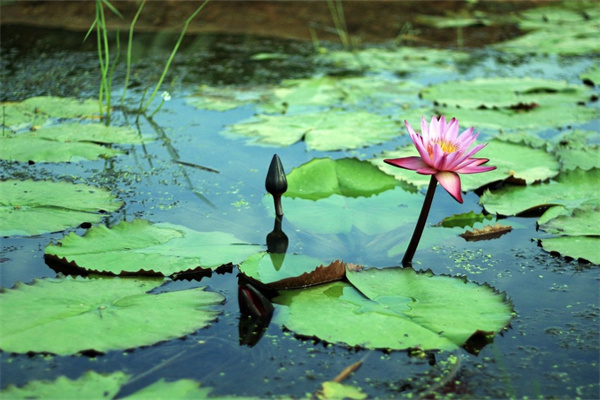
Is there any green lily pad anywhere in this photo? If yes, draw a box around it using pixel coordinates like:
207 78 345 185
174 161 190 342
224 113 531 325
422 78 593 109
316 47 469 74
0 276 224 355
0 371 130 400
538 236 600 265
318 381 367 400
240 253 345 289
187 85 271 112
435 104 599 133
495 23 599 55
580 65 600 86
437 211 494 229
224 111 401 151
123 378 213 399
0 123 153 163
493 4 600 55
480 168 600 217
45 219 263 276
0 179 123 237
0 136 124 163
539 204 600 236
1 96 99 130
285 157 399 200
274 267 512 351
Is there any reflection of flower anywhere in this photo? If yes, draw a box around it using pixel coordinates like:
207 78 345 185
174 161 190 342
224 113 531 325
385 115 495 203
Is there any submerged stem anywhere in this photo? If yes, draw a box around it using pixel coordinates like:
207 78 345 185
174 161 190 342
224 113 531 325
402 175 437 267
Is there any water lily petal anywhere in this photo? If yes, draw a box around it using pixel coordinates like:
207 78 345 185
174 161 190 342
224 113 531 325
435 171 463 203
384 156 429 171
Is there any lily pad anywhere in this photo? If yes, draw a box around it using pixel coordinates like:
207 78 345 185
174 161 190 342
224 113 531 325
0 276 224 355
494 4 600 55
285 157 399 200
539 204 600 237
316 47 469 74
224 111 401 151
240 253 345 289
1 96 99 130
123 378 213 399
45 219 264 276
0 123 153 163
538 236 600 265
435 104 598 133
0 371 130 399
274 267 512 351
318 381 367 400
480 168 600 217
0 179 123 237
494 23 599 55
422 78 593 109
187 85 271 112
0 136 124 163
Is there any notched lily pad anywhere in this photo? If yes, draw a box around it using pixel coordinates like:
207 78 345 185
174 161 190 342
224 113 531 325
0 371 130 400
274 267 513 352
224 110 400 151
44 219 263 276
0 276 224 355
0 179 123 237
240 253 345 290
1 96 99 130
285 157 398 200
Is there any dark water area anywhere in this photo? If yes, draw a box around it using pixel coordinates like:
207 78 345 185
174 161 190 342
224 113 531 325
1 4 599 398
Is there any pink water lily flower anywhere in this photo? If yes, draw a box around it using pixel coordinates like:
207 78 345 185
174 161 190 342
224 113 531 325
384 115 496 203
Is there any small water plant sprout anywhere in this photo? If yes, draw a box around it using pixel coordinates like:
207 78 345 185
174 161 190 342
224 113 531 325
385 115 496 266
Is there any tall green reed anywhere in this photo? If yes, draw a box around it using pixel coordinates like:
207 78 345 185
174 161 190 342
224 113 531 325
86 0 209 124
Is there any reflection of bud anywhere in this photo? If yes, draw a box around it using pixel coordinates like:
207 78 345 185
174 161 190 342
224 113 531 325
266 216 288 271
265 154 287 217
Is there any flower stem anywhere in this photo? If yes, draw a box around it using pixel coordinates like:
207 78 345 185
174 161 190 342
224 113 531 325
402 175 438 267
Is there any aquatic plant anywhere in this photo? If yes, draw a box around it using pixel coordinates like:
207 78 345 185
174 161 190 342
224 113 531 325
385 115 496 266
86 0 209 123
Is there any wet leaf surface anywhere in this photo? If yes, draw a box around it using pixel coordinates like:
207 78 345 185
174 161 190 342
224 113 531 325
0 276 224 355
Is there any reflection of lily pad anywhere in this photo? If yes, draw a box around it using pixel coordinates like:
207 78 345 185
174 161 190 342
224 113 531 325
45 219 263 276
286 157 398 200
274 267 512 351
0 180 123 237
0 123 152 163
0 276 224 355
281 188 422 236
0 371 130 400
224 111 400 151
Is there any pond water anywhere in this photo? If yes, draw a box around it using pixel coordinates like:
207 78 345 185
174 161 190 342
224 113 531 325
1 4 599 399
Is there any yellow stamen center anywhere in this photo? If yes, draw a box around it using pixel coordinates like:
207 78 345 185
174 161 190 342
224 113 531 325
426 139 459 158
